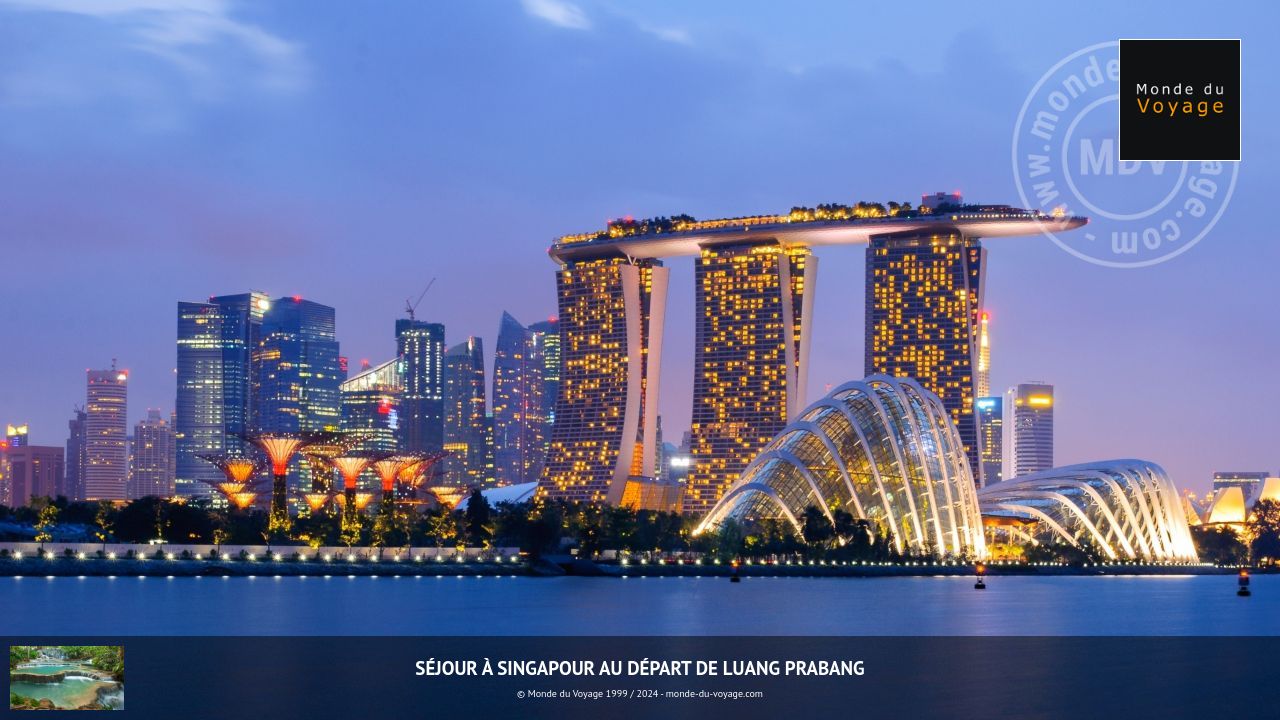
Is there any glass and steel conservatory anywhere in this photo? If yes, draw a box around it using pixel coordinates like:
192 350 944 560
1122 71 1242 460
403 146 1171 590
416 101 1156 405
695 375 986 559
977 460 1198 562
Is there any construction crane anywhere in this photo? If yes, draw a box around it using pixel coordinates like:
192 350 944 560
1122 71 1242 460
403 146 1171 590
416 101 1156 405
404 278 436 321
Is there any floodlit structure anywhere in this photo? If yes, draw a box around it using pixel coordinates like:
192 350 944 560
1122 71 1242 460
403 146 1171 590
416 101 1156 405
1205 486 1248 525
196 454 266 510
544 202 1087 507
332 456 372 508
695 375 987 559
977 460 1198 562
251 435 304 530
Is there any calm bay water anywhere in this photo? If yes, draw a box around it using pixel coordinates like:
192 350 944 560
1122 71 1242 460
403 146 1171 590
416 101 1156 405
4 575 1278 636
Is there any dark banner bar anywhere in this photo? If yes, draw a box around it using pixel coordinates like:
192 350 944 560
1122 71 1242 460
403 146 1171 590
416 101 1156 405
5 637 1277 719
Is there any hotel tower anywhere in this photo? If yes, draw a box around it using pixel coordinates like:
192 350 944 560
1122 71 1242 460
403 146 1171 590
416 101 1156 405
539 257 669 504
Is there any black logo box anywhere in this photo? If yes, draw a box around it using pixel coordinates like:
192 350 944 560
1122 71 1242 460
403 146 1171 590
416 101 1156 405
1119 39 1240 161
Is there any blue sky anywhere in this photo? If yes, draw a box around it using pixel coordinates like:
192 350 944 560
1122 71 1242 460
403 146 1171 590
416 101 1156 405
0 0 1276 493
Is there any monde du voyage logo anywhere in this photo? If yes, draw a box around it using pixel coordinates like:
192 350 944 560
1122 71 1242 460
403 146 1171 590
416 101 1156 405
1013 39 1240 268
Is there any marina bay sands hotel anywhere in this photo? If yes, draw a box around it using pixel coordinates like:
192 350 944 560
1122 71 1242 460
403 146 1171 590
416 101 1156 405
536 194 1087 513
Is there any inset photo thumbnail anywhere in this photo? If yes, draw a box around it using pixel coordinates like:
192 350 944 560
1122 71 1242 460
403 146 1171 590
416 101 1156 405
9 646 124 711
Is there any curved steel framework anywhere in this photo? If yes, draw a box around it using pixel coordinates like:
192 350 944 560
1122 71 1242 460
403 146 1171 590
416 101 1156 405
977 460 1198 562
695 375 986 558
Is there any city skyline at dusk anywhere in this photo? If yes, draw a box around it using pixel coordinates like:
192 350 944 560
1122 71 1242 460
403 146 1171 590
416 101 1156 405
1 1 1276 494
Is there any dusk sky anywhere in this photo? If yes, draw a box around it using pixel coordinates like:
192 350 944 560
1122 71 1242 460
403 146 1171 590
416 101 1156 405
0 0 1275 494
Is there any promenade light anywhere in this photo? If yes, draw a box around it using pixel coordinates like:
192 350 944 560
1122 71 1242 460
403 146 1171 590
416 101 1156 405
324 554 332 562
77 552 86 560
247 553 256 561
13 552 21 560
222 553 231 560
107 552 114 560
44 552 53 560
274 553 283 562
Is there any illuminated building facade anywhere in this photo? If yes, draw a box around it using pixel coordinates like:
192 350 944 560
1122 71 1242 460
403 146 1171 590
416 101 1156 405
395 318 445 454
1212 471 1269 505
175 292 268 499
546 200 1086 508
528 319 561 428
255 297 342 493
64 409 86 500
697 375 987 559
493 312 548 486
978 460 1198 562
975 397 1003 487
128 409 175 499
976 312 991 397
540 258 669 504
1005 382 1054 479
866 233 985 480
684 242 815 514
443 337 488 487
340 357 403 455
85 364 128 501
5 444 63 507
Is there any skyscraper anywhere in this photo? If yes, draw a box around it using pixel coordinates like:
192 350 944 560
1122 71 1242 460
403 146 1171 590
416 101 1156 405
395 319 446 454
866 233 985 479
175 292 268 498
527 318 561 429
976 311 991 398
443 337 488 487
975 396 1003 487
85 364 128 501
340 357 402 455
684 242 815 514
540 258 668 503
255 297 342 492
128 409 175 499
1004 383 1054 479
5 444 63 506
64 408 86 500
493 312 547 486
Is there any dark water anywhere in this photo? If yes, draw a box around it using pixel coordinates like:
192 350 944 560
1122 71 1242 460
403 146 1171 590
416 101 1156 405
4 574 1277 636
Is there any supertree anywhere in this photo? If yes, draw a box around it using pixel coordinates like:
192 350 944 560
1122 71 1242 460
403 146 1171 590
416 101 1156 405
299 433 367 513
195 454 268 510
392 451 451 505
331 455 376 540
240 431 351 535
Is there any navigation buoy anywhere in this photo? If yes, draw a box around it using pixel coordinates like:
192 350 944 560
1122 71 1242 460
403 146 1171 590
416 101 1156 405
974 562 987 590
1238 569 1251 597
730 559 742 583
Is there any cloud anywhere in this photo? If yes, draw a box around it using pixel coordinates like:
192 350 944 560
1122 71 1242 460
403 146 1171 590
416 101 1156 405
638 23 692 45
520 0 590 30
0 0 307 102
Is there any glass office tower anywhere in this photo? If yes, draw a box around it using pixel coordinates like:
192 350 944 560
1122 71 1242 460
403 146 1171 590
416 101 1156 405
255 297 342 493
175 292 268 499
492 312 546 486
395 319 445 454
443 337 488 487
